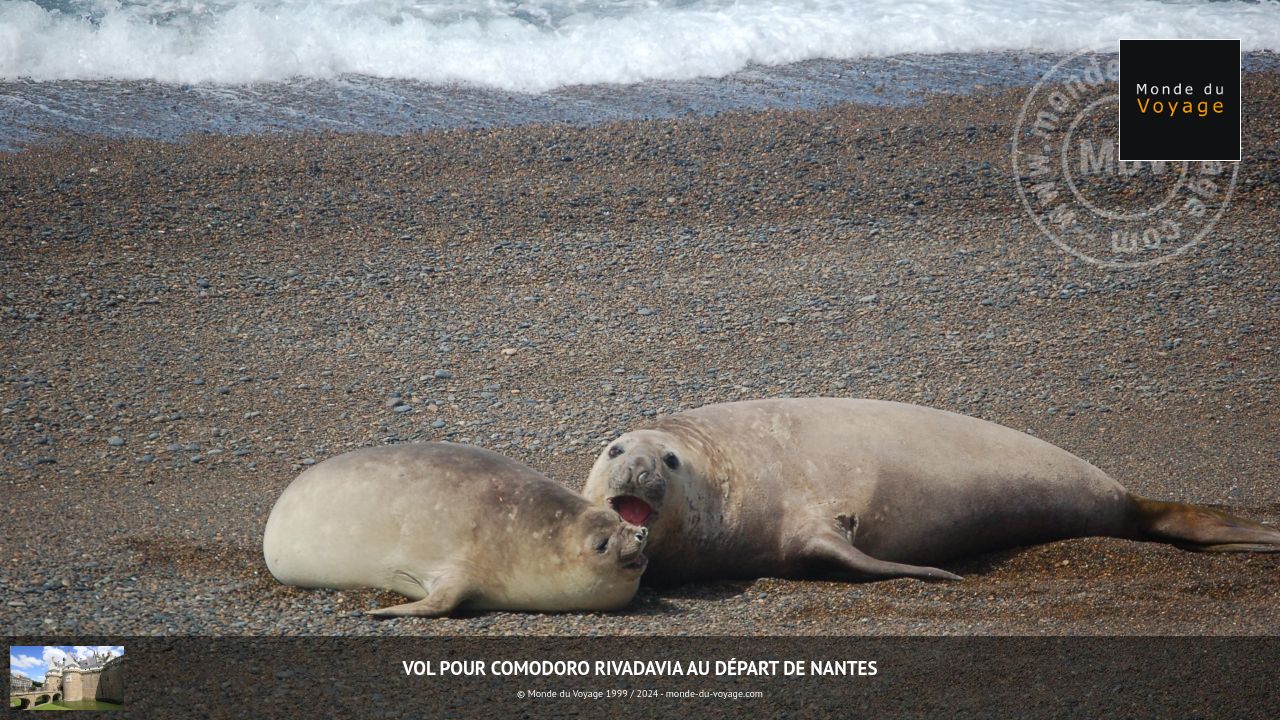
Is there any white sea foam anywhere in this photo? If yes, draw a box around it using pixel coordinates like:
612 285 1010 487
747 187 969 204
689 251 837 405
1 0 1277 89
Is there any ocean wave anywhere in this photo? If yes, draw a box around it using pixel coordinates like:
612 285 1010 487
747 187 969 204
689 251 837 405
1 0 1278 89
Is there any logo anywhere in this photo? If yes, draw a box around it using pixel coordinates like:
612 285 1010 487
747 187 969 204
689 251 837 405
1119 39 1241 162
1012 53 1238 268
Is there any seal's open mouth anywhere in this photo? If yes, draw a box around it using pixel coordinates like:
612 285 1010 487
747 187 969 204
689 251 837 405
610 495 654 526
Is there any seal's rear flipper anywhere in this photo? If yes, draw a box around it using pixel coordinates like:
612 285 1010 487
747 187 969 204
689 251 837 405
803 531 962 582
1128 495 1280 553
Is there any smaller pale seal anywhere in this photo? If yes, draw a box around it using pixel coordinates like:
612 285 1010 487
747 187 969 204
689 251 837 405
263 442 649 617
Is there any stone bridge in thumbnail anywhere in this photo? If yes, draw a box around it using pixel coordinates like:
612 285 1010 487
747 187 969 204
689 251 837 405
10 689 62 710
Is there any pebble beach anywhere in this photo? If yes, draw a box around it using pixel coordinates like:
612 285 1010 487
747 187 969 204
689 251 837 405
3 69 1279 637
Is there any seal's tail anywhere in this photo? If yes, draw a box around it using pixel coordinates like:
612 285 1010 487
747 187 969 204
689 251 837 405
1127 495 1280 552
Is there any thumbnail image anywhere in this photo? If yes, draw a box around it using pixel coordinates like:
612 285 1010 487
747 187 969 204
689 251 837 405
8 647 124 711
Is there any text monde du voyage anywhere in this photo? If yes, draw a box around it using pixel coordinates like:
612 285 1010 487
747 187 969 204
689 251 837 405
1134 82 1228 118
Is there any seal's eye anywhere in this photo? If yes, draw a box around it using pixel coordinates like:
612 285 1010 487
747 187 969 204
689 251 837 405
662 452 680 470
595 538 610 554
607 445 623 459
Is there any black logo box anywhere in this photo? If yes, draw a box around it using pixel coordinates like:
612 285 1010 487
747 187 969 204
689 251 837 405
1119 39 1241 162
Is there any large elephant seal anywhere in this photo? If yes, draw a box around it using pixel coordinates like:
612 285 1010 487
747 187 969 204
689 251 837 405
264 442 649 617
584 398 1280 586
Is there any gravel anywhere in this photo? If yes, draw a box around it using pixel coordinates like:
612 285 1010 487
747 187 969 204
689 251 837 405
1 75 1278 637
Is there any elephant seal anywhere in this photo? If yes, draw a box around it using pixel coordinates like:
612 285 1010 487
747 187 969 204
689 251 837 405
264 442 649 617
584 398 1280 586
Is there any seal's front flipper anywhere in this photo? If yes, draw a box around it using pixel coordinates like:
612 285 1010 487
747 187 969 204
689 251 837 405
1128 496 1280 553
367 575 467 619
803 531 962 582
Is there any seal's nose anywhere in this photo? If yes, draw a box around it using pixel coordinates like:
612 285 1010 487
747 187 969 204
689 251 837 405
620 455 656 486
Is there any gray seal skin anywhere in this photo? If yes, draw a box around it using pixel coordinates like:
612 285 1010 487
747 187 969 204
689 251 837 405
264 442 649 617
584 398 1280 586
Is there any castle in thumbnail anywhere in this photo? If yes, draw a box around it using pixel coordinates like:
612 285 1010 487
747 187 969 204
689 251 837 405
9 650 124 710
46 650 125 703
